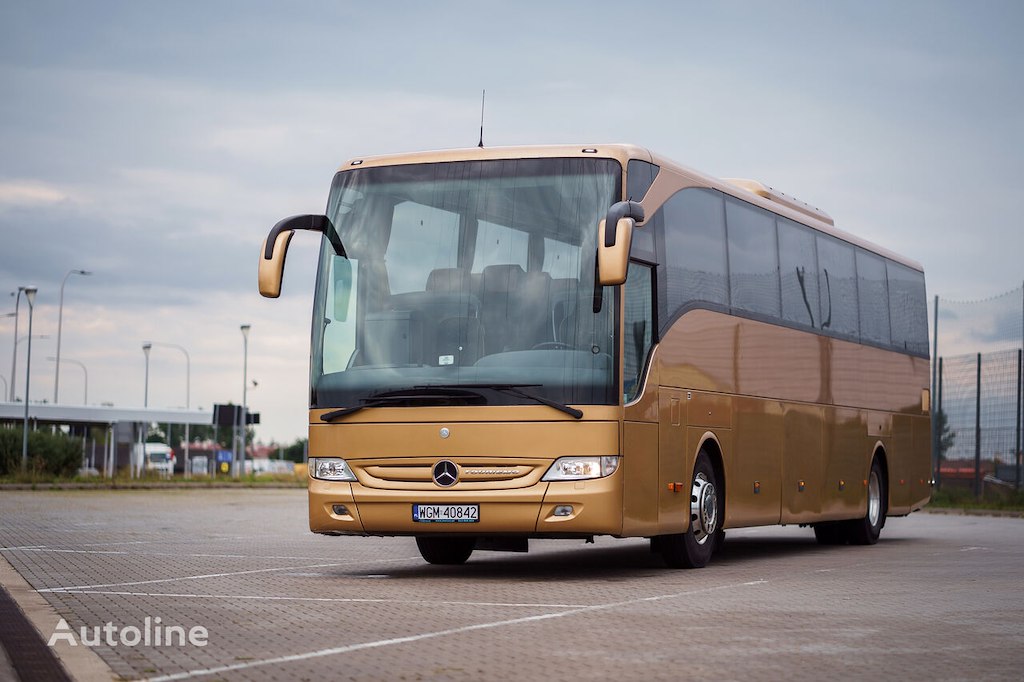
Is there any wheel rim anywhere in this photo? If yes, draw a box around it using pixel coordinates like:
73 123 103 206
691 472 718 545
867 469 881 527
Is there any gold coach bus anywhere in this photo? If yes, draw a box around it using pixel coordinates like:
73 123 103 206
258 144 931 568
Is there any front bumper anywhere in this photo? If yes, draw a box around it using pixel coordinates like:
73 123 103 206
309 468 623 537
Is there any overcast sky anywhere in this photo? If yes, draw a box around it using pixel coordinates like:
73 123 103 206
1 0 1022 444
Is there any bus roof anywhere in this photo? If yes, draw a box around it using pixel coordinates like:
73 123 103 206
338 144 923 273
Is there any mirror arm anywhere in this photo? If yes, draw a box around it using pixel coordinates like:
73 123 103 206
603 201 644 247
263 214 346 259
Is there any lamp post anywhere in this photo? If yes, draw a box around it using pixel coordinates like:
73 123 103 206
54 269 92 404
13 334 50 401
21 286 37 472
1 311 14 401
47 357 87 404
9 288 25 401
239 324 251 478
144 341 191 477
137 343 152 479
142 343 151 407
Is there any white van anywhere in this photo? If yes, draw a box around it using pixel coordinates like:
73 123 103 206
133 443 176 477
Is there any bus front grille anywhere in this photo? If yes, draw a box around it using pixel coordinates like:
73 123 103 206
354 458 549 490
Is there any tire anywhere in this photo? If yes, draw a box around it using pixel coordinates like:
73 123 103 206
659 450 723 569
813 522 848 545
846 457 887 545
415 536 476 565
813 457 887 546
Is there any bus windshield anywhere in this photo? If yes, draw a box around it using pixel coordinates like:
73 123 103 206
311 157 622 411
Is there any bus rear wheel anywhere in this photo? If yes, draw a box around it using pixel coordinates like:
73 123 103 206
846 458 887 545
812 457 887 546
658 451 723 569
415 536 476 565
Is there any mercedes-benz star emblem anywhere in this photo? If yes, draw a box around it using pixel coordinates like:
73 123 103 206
432 460 459 487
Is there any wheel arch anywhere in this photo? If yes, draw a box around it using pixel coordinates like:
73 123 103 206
871 441 890 487
870 441 890 522
695 431 726 512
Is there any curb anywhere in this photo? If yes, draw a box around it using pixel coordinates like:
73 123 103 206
0 555 117 682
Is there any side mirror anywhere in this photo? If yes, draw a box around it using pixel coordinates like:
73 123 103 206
259 229 294 298
597 218 633 285
257 214 346 299
597 201 643 286
332 257 353 321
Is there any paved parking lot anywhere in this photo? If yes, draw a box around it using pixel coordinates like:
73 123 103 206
1 488 1022 681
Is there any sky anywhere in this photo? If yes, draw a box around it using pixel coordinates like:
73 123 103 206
1 0 1022 444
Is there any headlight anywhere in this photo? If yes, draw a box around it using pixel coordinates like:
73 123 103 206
310 457 357 481
542 456 619 481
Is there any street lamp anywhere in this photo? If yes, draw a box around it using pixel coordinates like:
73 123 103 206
9 288 25 401
12 334 50 400
21 286 37 472
144 341 191 476
1 311 14 401
138 343 152 480
239 324 251 478
47 357 87 404
142 342 151 407
54 269 92 404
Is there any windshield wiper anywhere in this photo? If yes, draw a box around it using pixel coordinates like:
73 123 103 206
320 387 488 422
420 383 584 420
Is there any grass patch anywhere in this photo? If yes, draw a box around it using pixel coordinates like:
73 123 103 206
929 486 1024 512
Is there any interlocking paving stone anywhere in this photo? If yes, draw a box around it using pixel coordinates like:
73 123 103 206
1 489 1022 681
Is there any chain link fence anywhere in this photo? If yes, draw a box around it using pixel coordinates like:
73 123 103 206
933 285 1024 495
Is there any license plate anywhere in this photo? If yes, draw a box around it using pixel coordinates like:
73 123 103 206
413 504 479 523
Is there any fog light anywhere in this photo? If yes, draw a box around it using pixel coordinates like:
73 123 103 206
553 505 574 517
332 504 349 516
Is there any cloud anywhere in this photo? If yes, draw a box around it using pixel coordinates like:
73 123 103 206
0 180 72 207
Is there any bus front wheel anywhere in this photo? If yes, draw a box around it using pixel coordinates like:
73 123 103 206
658 451 723 569
415 536 476 565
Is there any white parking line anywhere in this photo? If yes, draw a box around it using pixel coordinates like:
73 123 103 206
37 557 421 593
144 579 768 682
42 589 591 609
2 546 355 561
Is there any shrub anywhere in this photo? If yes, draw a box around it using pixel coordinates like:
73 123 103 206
0 427 82 478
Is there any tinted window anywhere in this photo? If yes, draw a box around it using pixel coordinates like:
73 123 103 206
624 262 655 402
627 160 659 202
887 261 929 355
388 201 460 293
628 161 660 261
856 250 891 345
663 188 729 311
542 237 581 280
778 218 820 328
472 220 528 272
726 199 780 316
816 236 859 337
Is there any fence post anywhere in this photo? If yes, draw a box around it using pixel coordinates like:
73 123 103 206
937 357 944 491
975 353 982 500
932 295 940 488
1017 349 1022 490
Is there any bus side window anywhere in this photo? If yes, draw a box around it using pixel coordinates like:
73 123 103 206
624 262 655 402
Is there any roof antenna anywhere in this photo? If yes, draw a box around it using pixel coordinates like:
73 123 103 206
477 89 486 148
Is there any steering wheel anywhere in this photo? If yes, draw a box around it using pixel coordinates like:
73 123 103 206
532 342 573 350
